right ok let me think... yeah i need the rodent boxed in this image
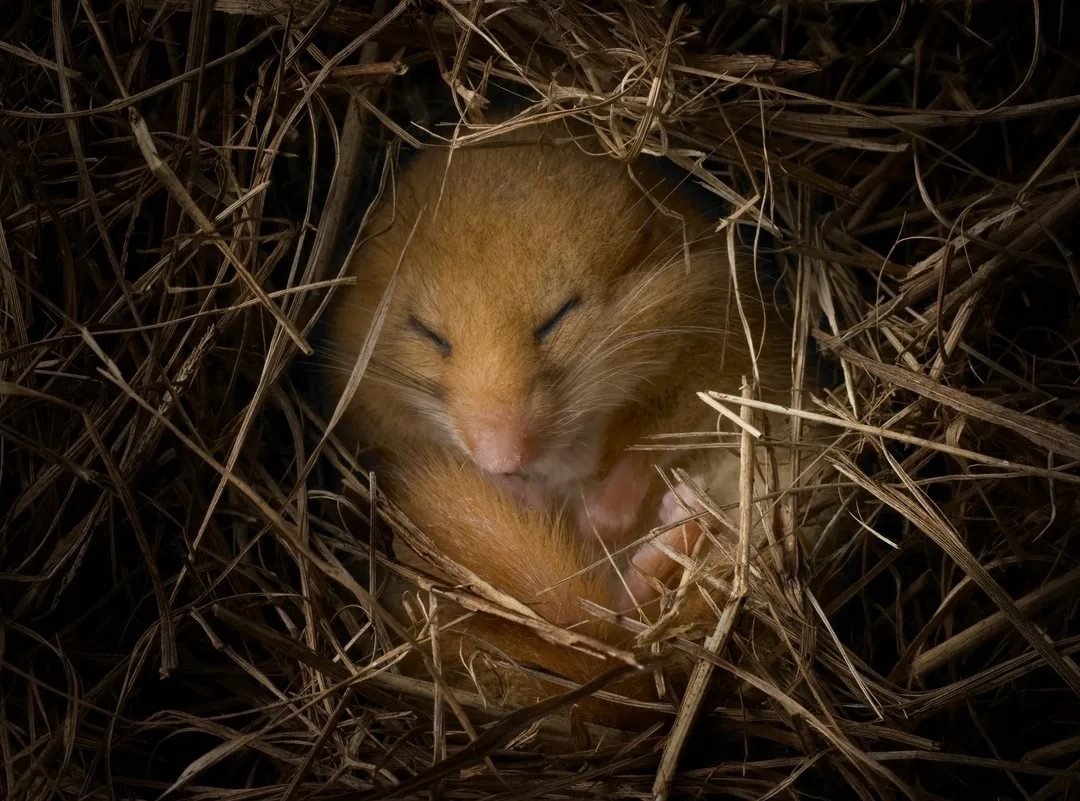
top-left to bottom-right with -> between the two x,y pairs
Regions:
325,118 -> 806,727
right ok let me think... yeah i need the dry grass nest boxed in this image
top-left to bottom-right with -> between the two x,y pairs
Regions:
3,1 -> 1080,799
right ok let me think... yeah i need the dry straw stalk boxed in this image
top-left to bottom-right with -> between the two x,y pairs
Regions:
2,2 -> 1080,800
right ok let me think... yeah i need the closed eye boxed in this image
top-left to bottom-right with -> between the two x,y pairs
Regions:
409,315 -> 451,356
534,295 -> 581,342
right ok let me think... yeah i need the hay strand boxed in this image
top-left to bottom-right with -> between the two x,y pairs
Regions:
3,1 -> 1080,799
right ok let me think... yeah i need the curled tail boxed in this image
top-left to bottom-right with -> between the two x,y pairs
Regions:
382,447 -> 690,727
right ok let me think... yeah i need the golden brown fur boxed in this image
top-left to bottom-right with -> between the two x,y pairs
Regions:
326,120 -> 799,728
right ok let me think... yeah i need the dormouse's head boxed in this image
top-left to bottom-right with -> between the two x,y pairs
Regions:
331,132 -> 734,483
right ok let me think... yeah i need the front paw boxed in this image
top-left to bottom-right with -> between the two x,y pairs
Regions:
658,477 -> 707,529
576,490 -> 641,547
619,488 -> 708,611
576,456 -> 654,546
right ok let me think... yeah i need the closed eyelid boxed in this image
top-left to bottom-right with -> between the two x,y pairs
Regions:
409,315 -> 451,356
534,295 -> 581,341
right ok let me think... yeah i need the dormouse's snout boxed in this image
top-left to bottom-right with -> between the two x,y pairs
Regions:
457,407 -> 536,474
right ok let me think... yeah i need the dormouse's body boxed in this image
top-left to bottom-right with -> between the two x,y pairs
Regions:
327,120 -> 800,726
331,123 -> 790,532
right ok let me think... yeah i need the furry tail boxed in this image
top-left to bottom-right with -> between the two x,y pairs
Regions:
383,447 -> 670,726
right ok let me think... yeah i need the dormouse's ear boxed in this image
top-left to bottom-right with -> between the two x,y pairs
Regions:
605,158 -> 715,279
604,220 -> 669,281
604,200 -> 695,284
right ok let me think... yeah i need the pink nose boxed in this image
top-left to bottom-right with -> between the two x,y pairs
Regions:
460,409 -> 534,473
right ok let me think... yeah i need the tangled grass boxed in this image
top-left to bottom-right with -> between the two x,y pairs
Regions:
2,1 -> 1080,799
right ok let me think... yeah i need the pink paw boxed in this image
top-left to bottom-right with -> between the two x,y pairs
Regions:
618,476 -> 710,612
658,478 -> 706,528
576,489 -> 641,547
576,455 -> 654,547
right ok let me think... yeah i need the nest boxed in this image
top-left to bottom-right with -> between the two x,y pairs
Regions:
3,1 -> 1080,799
